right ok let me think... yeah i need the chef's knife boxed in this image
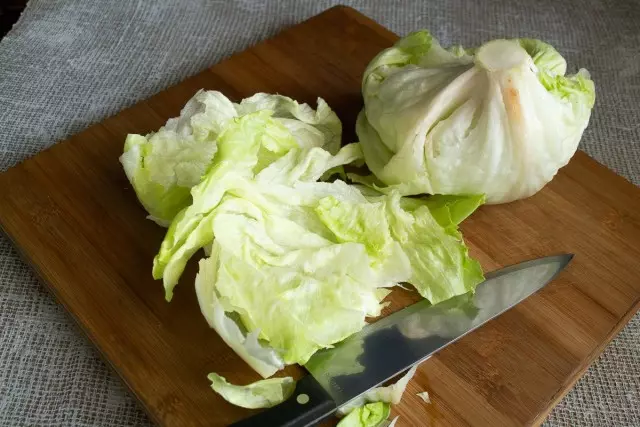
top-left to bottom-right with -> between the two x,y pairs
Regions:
230,254 -> 573,427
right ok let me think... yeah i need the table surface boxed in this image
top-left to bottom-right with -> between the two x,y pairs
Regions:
0,1 -> 638,426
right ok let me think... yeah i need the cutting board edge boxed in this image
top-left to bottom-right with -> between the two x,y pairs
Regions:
0,216 -> 167,426
532,297 -> 640,426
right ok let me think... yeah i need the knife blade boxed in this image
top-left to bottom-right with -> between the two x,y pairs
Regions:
230,254 -> 573,427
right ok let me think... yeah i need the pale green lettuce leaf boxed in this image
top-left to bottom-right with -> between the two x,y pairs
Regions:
416,194 -> 485,227
188,143 -> 409,366
315,196 -> 412,286
153,111 -> 276,300
121,91 -> 341,225
236,93 -> 342,154
120,90 -> 236,225
208,205 -> 386,364
316,192 -> 484,304
387,195 -> 483,303
156,142 -> 365,302
337,402 -> 391,427
518,38 -> 566,75
142,92 -> 486,381
207,373 -> 295,409
195,244 -> 284,378
255,143 -> 363,185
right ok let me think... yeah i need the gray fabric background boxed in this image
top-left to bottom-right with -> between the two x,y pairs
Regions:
0,0 -> 638,425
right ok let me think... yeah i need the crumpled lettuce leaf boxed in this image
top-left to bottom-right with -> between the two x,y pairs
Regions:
120,90 -> 341,226
153,110 -> 277,299
193,145 -> 482,367
316,192 -> 484,304
236,93 -> 342,154
337,402 -> 391,427
155,140 -> 364,302
120,90 -> 234,225
193,145 -> 392,366
195,246 -> 284,378
207,373 -> 295,409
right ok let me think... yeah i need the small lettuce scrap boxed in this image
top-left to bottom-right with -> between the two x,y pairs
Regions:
337,402 -> 391,427
208,373 -> 295,409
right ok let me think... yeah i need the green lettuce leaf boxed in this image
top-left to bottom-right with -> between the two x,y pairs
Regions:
194,147 -> 387,365
121,91 -> 341,226
155,140 -> 364,302
236,93 -> 342,154
207,373 -> 295,409
153,110 -> 276,300
139,93 -> 485,380
120,90 -> 235,225
337,402 -> 391,427
195,245 -> 284,378
192,147 -> 481,368
316,192 -> 484,304
184,143 -> 394,366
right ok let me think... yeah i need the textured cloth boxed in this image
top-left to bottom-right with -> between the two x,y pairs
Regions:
0,0 -> 638,426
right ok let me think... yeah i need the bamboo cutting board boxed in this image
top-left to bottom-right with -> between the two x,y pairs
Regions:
1,6 -> 639,427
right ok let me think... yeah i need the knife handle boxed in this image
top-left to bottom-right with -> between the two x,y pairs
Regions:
229,375 -> 337,427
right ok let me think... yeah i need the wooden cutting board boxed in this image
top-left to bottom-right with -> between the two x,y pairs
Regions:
1,6 -> 639,427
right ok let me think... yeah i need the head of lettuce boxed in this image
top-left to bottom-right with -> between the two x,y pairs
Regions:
357,31 -> 595,204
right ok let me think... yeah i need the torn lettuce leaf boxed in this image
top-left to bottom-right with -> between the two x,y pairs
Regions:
192,147 -> 482,368
120,90 -> 341,226
175,142 -> 392,367
120,90 -> 233,225
153,110 -> 277,299
193,149 -> 390,365
155,141 -> 365,302
195,246 -> 284,378
316,192 -> 484,304
336,402 -> 391,427
208,373 -> 295,409
235,93 -> 342,154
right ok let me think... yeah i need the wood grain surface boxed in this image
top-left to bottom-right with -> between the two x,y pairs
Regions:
1,6 -> 639,427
